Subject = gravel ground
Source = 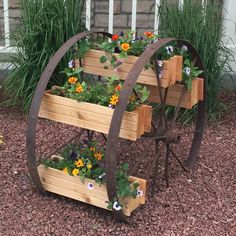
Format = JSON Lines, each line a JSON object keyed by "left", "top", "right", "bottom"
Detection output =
{"left": 0, "top": 93, "right": 235, "bottom": 236}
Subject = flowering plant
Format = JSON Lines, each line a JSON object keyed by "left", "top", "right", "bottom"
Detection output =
{"left": 99, "top": 30, "right": 158, "bottom": 69}
{"left": 43, "top": 141, "right": 141, "bottom": 210}
{"left": 52, "top": 64, "right": 149, "bottom": 111}
{"left": 155, "top": 43, "right": 203, "bottom": 91}
{"left": 76, "top": 30, "right": 203, "bottom": 91}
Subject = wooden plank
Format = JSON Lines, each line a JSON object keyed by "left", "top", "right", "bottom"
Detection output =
{"left": 176, "top": 56, "right": 183, "bottom": 82}
{"left": 38, "top": 165, "right": 146, "bottom": 216}
{"left": 147, "top": 78, "right": 201, "bottom": 109}
{"left": 39, "top": 101, "right": 139, "bottom": 132}
{"left": 142, "top": 105, "right": 153, "bottom": 133}
{"left": 196, "top": 77, "right": 204, "bottom": 101}
{"left": 39, "top": 109, "right": 138, "bottom": 141}
{"left": 75, "top": 49, "right": 183, "bottom": 88}
{"left": 39, "top": 93, "right": 152, "bottom": 141}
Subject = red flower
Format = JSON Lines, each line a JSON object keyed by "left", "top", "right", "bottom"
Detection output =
{"left": 112, "top": 34, "right": 119, "bottom": 41}
{"left": 144, "top": 31, "right": 154, "bottom": 38}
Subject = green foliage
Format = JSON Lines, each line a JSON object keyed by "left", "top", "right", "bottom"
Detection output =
{"left": 98, "top": 30, "right": 159, "bottom": 69}
{"left": 2, "top": 0, "right": 86, "bottom": 111}
{"left": 158, "top": 0, "right": 233, "bottom": 121}
{"left": 52, "top": 67, "right": 150, "bottom": 111}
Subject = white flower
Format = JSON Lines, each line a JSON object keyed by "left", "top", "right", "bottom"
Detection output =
{"left": 136, "top": 189, "right": 143, "bottom": 197}
{"left": 113, "top": 201, "right": 122, "bottom": 211}
{"left": 181, "top": 45, "right": 188, "bottom": 51}
{"left": 185, "top": 67, "right": 191, "bottom": 76}
{"left": 158, "top": 60, "right": 163, "bottom": 67}
{"left": 98, "top": 173, "right": 105, "bottom": 179}
{"left": 87, "top": 182, "right": 94, "bottom": 190}
{"left": 68, "top": 60, "right": 74, "bottom": 68}
{"left": 108, "top": 104, "right": 114, "bottom": 109}
{"left": 166, "top": 46, "right": 173, "bottom": 55}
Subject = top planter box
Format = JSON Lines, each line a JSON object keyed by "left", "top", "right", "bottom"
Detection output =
{"left": 39, "top": 92, "right": 152, "bottom": 141}
{"left": 76, "top": 49, "right": 183, "bottom": 88}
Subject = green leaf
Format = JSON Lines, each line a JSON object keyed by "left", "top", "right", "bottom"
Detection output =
{"left": 100, "top": 55, "right": 107, "bottom": 63}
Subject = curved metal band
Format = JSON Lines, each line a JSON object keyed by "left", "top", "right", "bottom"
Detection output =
{"left": 26, "top": 31, "right": 112, "bottom": 192}
{"left": 105, "top": 38, "right": 206, "bottom": 220}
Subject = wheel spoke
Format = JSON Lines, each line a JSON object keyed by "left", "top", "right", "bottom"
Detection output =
{"left": 151, "top": 140, "right": 160, "bottom": 197}
{"left": 165, "top": 144, "right": 170, "bottom": 188}
{"left": 169, "top": 147, "right": 189, "bottom": 172}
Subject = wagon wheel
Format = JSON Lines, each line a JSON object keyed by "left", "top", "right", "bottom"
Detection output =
{"left": 105, "top": 38, "right": 206, "bottom": 221}
{"left": 26, "top": 31, "right": 206, "bottom": 223}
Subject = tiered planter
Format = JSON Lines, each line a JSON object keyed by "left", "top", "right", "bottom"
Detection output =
{"left": 38, "top": 164, "right": 146, "bottom": 216}
{"left": 27, "top": 31, "right": 206, "bottom": 221}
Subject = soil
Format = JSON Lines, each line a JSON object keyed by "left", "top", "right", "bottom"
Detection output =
{"left": 0, "top": 92, "right": 235, "bottom": 236}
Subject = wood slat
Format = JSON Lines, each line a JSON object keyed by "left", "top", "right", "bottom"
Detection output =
{"left": 76, "top": 49, "right": 183, "bottom": 88}
{"left": 147, "top": 78, "right": 203, "bottom": 109}
{"left": 39, "top": 93, "right": 152, "bottom": 141}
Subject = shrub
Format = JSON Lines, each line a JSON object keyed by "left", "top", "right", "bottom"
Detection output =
{"left": 2, "top": 0, "right": 86, "bottom": 111}
{"left": 158, "top": 0, "right": 233, "bottom": 121}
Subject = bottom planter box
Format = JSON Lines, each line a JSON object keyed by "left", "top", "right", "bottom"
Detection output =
{"left": 39, "top": 92, "right": 152, "bottom": 141}
{"left": 37, "top": 164, "right": 146, "bottom": 216}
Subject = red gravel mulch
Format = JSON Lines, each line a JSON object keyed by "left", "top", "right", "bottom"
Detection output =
{"left": 0, "top": 93, "right": 235, "bottom": 235}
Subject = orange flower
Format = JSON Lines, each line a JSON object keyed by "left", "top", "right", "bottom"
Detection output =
{"left": 76, "top": 85, "right": 83, "bottom": 93}
{"left": 121, "top": 43, "right": 130, "bottom": 51}
{"left": 114, "top": 84, "right": 121, "bottom": 91}
{"left": 74, "top": 159, "right": 84, "bottom": 168}
{"left": 110, "top": 94, "right": 119, "bottom": 106}
{"left": 112, "top": 34, "right": 119, "bottom": 41}
{"left": 94, "top": 152, "right": 103, "bottom": 161}
{"left": 144, "top": 31, "right": 154, "bottom": 38}
{"left": 90, "top": 147, "right": 95, "bottom": 152}
{"left": 63, "top": 167, "right": 68, "bottom": 174}
{"left": 68, "top": 76, "right": 77, "bottom": 84}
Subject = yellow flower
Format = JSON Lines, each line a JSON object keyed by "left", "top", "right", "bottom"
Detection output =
{"left": 72, "top": 168, "right": 79, "bottom": 176}
{"left": 109, "top": 94, "right": 119, "bottom": 106}
{"left": 129, "top": 95, "right": 136, "bottom": 102}
{"left": 87, "top": 164, "right": 92, "bottom": 169}
{"left": 90, "top": 147, "right": 95, "bottom": 152}
{"left": 63, "top": 167, "right": 68, "bottom": 174}
{"left": 121, "top": 43, "right": 130, "bottom": 51}
{"left": 68, "top": 76, "right": 77, "bottom": 84}
{"left": 75, "top": 85, "right": 83, "bottom": 93}
{"left": 94, "top": 152, "right": 103, "bottom": 161}
{"left": 74, "top": 159, "right": 84, "bottom": 168}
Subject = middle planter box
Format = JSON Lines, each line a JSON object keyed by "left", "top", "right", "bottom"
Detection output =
{"left": 39, "top": 92, "right": 152, "bottom": 141}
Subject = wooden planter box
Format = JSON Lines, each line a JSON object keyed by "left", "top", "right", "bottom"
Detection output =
{"left": 147, "top": 78, "right": 204, "bottom": 109}
{"left": 76, "top": 49, "right": 183, "bottom": 88}
{"left": 38, "top": 164, "right": 146, "bottom": 216}
{"left": 39, "top": 92, "right": 152, "bottom": 141}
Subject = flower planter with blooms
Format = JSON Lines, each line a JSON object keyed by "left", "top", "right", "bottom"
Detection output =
{"left": 74, "top": 30, "right": 204, "bottom": 108}
{"left": 39, "top": 63, "right": 153, "bottom": 141}
{"left": 38, "top": 141, "right": 146, "bottom": 216}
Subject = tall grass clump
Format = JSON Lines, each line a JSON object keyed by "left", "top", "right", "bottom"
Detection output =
{"left": 2, "top": 0, "right": 86, "bottom": 111}
{"left": 158, "top": 0, "right": 233, "bottom": 121}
